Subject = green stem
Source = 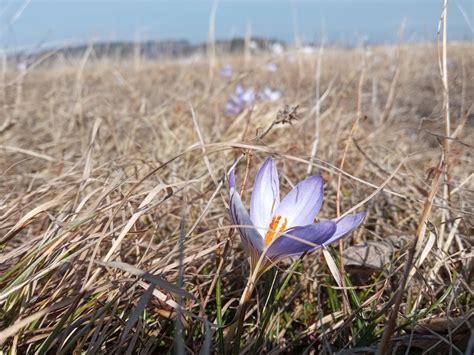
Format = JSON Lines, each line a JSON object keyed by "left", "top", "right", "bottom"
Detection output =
{"left": 231, "top": 277, "right": 256, "bottom": 355}
{"left": 216, "top": 276, "right": 225, "bottom": 354}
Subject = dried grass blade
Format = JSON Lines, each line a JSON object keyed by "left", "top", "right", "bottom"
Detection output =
{"left": 0, "top": 299, "right": 72, "bottom": 345}
{"left": 121, "top": 282, "right": 155, "bottom": 342}
{"left": 323, "top": 249, "right": 343, "bottom": 288}
{"left": 1, "top": 188, "right": 73, "bottom": 244}
{"left": 96, "top": 261, "right": 195, "bottom": 300}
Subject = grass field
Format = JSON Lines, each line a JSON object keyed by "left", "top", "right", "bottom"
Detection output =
{"left": 0, "top": 41, "right": 473, "bottom": 354}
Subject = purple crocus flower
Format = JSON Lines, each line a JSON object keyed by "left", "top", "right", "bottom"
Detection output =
{"left": 220, "top": 64, "right": 233, "bottom": 78}
{"left": 228, "top": 157, "right": 365, "bottom": 273}
{"left": 259, "top": 87, "right": 281, "bottom": 102}
{"left": 225, "top": 85, "right": 256, "bottom": 116}
{"left": 264, "top": 62, "right": 278, "bottom": 72}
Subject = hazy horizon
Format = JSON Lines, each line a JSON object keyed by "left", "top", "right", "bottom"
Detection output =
{"left": 1, "top": 0, "right": 473, "bottom": 52}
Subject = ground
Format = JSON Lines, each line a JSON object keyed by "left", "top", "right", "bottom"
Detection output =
{"left": 0, "top": 42, "right": 473, "bottom": 354}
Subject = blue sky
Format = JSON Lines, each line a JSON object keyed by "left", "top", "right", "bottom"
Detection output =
{"left": 1, "top": 0, "right": 472, "bottom": 51}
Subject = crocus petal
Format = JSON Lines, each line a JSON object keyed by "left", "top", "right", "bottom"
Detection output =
{"left": 266, "top": 90, "right": 281, "bottom": 102}
{"left": 264, "top": 63, "right": 278, "bottom": 72}
{"left": 265, "top": 221, "right": 337, "bottom": 261}
{"left": 230, "top": 94, "right": 244, "bottom": 106}
{"left": 273, "top": 175, "right": 324, "bottom": 229}
{"left": 323, "top": 212, "right": 366, "bottom": 245}
{"left": 250, "top": 158, "right": 280, "bottom": 234}
{"left": 242, "top": 88, "right": 256, "bottom": 104}
{"left": 225, "top": 102, "right": 238, "bottom": 115}
{"left": 235, "top": 85, "right": 244, "bottom": 96}
{"left": 228, "top": 168, "right": 236, "bottom": 190}
{"left": 260, "top": 87, "right": 281, "bottom": 102}
{"left": 229, "top": 189, "right": 264, "bottom": 266}
{"left": 220, "top": 64, "right": 233, "bottom": 78}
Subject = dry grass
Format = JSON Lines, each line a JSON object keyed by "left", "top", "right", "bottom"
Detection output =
{"left": 0, "top": 42, "right": 473, "bottom": 354}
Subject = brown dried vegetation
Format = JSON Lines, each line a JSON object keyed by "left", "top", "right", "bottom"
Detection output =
{"left": 0, "top": 42, "right": 473, "bottom": 353}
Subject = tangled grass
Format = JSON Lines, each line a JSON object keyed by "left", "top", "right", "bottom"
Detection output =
{"left": 0, "top": 42, "right": 473, "bottom": 354}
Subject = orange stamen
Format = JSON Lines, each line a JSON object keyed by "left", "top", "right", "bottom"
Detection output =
{"left": 264, "top": 215, "right": 288, "bottom": 246}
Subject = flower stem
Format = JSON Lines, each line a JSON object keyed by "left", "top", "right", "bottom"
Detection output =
{"left": 225, "top": 251, "right": 269, "bottom": 352}
{"left": 231, "top": 276, "right": 256, "bottom": 354}
{"left": 216, "top": 276, "right": 225, "bottom": 354}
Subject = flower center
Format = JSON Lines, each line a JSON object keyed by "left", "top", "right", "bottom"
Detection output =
{"left": 264, "top": 215, "right": 288, "bottom": 246}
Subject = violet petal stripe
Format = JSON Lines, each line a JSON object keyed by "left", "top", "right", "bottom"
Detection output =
{"left": 228, "top": 168, "right": 236, "bottom": 190}
{"left": 265, "top": 221, "right": 337, "bottom": 260}
{"left": 229, "top": 189, "right": 264, "bottom": 255}
{"left": 273, "top": 175, "right": 324, "bottom": 229}
{"left": 250, "top": 157, "right": 280, "bottom": 235}
{"left": 323, "top": 212, "right": 366, "bottom": 246}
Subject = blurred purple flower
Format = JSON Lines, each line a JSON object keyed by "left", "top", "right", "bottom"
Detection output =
{"left": 225, "top": 85, "right": 256, "bottom": 115}
{"left": 264, "top": 63, "right": 278, "bottom": 72}
{"left": 228, "top": 157, "right": 365, "bottom": 273}
{"left": 259, "top": 87, "right": 281, "bottom": 102}
{"left": 220, "top": 64, "right": 233, "bottom": 78}
{"left": 17, "top": 62, "right": 27, "bottom": 72}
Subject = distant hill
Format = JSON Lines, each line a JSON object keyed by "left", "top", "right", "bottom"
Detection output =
{"left": 9, "top": 38, "right": 287, "bottom": 66}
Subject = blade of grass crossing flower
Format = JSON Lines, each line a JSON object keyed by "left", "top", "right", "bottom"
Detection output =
{"left": 323, "top": 249, "right": 343, "bottom": 288}
{"left": 263, "top": 268, "right": 278, "bottom": 312}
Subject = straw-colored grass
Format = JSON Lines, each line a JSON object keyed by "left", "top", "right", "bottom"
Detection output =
{"left": 0, "top": 42, "right": 473, "bottom": 354}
